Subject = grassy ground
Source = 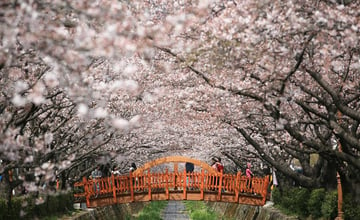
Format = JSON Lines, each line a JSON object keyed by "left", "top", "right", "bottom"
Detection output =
{"left": 184, "top": 201, "right": 235, "bottom": 220}
{"left": 134, "top": 201, "right": 168, "bottom": 220}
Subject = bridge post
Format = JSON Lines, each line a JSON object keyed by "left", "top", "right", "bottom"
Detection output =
{"left": 129, "top": 171, "right": 134, "bottom": 202}
{"left": 174, "top": 162, "right": 178, "bottom": 190}
{"left": 83, "top": 176, "right": 90, "bottom": 208}
{"left": 200, "top": 169, "right": 204, "bottom": 200}
{"left": 147, "top": 170, "right": 151, "bottom": 201}
{"left": 217, "top": 170, "right": 223, "bottom": 201}
{"left": 111, "top": 174, "right": 117, "bottom": 204}
{"left": 235, "top": 171, "right": 240, "bottom": 203}
{"left": 183, "top": 169, "right": 187, "bottom": 200}
{"left": 261, "top": 175, "right": 270, "bottom": 205}
{"left": 165, "top": 169, "right": 169, "bottom": 200}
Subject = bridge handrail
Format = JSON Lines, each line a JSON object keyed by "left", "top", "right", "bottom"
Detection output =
{"left": 73, "top": 170, "right": 270, "bottom": 207}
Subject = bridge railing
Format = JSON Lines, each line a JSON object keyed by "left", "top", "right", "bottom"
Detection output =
{"left": 74, "top": 170, "right": 270, "bottom": 207}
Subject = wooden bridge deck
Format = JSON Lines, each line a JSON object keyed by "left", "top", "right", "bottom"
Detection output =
{"left": 74, "top": 170, "right": 270, "bottom": 208}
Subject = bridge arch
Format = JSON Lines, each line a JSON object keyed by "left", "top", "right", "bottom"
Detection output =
{"left": 133, "top": 155, "right": 217, "bottom": 175}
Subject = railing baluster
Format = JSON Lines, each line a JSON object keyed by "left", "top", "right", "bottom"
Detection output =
{"left": 235, "top": 172, "right": 240, "bottom": 202}
{"left": 183, "top": 169, "right": 187, "bottom": 200}
{"left": 130, "top": 171, "right": 134, "bottom": 202}
{"left": 148, "top": 171, "right": 151, "bottom": 200}
{"left": 74, "top": 169, "right": 271, "bottom": 207}
{"left": 111, "top": 174, "right": 116, "bottom": 204}
{"left": 262, "top": 175, "right": 270, "bottom": 205}
{"left": 218, "top": 171, "right": 223, "bottom": 201}
{"left": 200, "top": 169, "right": 204, "bottom": 200}
{"left": 165, "top": 169, "right": 169, "bottom": 200}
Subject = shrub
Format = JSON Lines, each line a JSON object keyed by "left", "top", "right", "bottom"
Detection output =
{"left": 291, "top": 187, "right": 310, "bottom": 217}
{"left": 307, "top": 188, "right": 326, "bottom": 218}
{"left": 272, "top": 186, "right": 309, "bottom": 217}
{"left": 343, "top": 194, "right": 360, "bottom": 220}
{"left": 0, "top": 198, "right": 7, "bottom": 219}
{"left": 0, "top": 192, "right": 74, "bottom": 219}
{"left": 321, "top": 190, "right": 338, "bottom": 220}
{"left": 271, "top": 187, "right": 282, "bottom": 205}
{"left": 7, "top": 197, "right": 23, "bottom": 219}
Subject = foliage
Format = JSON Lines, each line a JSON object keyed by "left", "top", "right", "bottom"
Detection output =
{"left": 273, "top": 187, "right": 340, "bottom": 219}
{"left": 274, "top": 187, "right": 360, "bottom": 219}
{"left": 343, "top": 194, "right": 360, "bottom": 220}
{"left": 321, "top": 190, "right": 338, "bottom": 220}
{"left": 0, "top": 192, "right": 74, "bottom": 219}
{"left": 307, "top": 188, "right": 326, "bottom": 218}
{"left": 271, "top": 187, "right": 282, "bottom": 206}
{"left": 136, "top": 201, "right": 167, "bottom": 220}
{"left": 273, "top": 187, "right": 310, "bottom": 217}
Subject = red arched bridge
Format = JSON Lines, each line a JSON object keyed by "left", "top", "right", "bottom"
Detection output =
{"left": 73, "top": 156, "right": 270, "bottom": 208}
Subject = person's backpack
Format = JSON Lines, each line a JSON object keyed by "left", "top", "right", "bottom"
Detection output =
{"left": 216, "top": 163, "right": 224, "bottom": 172}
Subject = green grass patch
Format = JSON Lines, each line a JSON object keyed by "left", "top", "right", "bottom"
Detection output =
{"left": 184, "top": 201, "right": 217, "bottom": 220}
{"left": 184, "top": 201, "right": 234, "bottom": 220}
{"left": 136, "top": 201, "right": 167, "bottom": 220}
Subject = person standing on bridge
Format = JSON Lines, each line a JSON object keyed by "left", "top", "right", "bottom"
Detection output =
{"left": 91, "top": 165, "right": 102, "bottom": 196}
{"left": 211, "top": 157, "right": 219, "bottom": 190}
{"left": 246, "top": 163, "right": 254, "bottom": 193}
{"left": 129, "top": 162, "right": 137, "bottom": 172}
{"left": 129, "top": 162, "right": 137, "bottom": 190}
{"left": 216, "top": 157, "right": 224, "bottom": 173}
{"left": 185, "top": 162, "right": 194, "bottom": 189}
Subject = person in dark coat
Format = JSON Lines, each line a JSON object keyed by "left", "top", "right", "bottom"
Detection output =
{"left": 185, "top": 162, "right": 194, "bottom": 189}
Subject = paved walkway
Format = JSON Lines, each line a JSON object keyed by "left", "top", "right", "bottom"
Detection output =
{"left": 161, "top": 201, "right": 190, "bottom": 220}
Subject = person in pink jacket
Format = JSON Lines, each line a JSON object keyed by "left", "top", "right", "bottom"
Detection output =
{"left": 246, "top": 163, "right": 253, "bottom": 192}
{"left": 246, "top": 163, "right": 253, "bottom": 178}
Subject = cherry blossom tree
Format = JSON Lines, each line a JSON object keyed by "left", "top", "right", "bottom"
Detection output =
{"left": 1, "top": 0, "right": 359, "bottom": 211}
{"left": 151, "top": 0, "right": 360, "bottom": 194}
